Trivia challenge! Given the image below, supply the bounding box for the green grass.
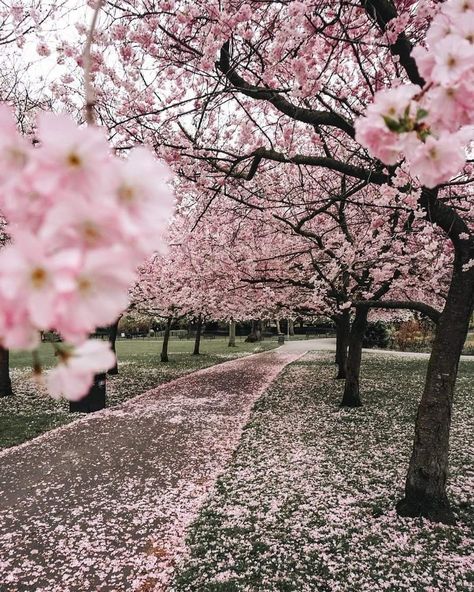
[171,353,474,592]
[0,338,279,449]
[9,336,278,369]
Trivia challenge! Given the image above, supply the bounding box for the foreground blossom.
[356,0,474,187]
[47,340,116,401]
[0,106,174,400]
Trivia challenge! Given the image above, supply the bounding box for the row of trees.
[0,1,472,524]
[67,0,470,524]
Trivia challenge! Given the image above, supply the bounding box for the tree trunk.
[0,346,13,397]
[193,314,203,355]
[275,319,281,334]
[228,318,236,347]
[340,307,368,408]
[107,318,120,375]
[161,316,172,363]
[397,259,474,524]
[245,319,262,342]
[334,311,350,379]
[70,372,106,413]
[288,318,295,336]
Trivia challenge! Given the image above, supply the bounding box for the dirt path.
[0,343,310,592]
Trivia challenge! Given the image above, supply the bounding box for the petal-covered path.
[0,341,311,592]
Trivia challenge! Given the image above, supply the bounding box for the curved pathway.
[307,337,474,360]
[0,341,311,592]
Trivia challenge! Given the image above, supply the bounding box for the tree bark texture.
[193,314,203,355]
[161,316,173,363]
[340,307,368,408]
[0,346,13,397]
[107,318,120,375]
[228,318,236,347]
[397,259,474,524]
[245,319,262,342]
[334,311,350,379]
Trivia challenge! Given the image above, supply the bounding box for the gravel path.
[0,342,310,592]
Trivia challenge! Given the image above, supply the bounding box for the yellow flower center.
[31,267,47,288]
[81,221,101,245]
[77,276,93,293]
[67,151,82,168]
[8,147,28,168]
[118,184,135,203]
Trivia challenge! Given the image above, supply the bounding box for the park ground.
[0,342,472,591]
[0,337,278,449]
[171,352,474,592]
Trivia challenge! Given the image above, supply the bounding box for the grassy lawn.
[172,353,473,592]
[0,337,278,450]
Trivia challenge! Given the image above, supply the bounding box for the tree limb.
[361,0,425,87]
[354,299,441,323]
[217,41,355,138]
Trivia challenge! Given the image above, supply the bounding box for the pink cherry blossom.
[354,118,403,165]
[0,105,174,400]
[430,36,474,85]
[56,248,135,343]
[365,84,420,121]
[46,340,116,401]
[36,42,51,56]
[0,232,78,330]
[405,134,466,188]
[33,112,111,196]
[0,297,39,351]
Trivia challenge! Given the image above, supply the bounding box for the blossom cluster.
[0,105,174,400]
[355,0,474,188]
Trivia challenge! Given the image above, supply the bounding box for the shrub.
[394,319,426,351]
[362,321,390,349]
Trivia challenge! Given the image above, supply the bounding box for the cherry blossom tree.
[44,0,473,521]
[0,3,175,402]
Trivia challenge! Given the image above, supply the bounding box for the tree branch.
[354,299,441,323]
[249,147,389,184]
[217,41,355,138]
[361,0,425,87]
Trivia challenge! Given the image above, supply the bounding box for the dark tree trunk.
[340,307,368,408]
[228,318,236,347]
[69,373,106,413]
[193,314,203,355]
[0,346,13,397]
[245,319,262,342]
[334,311,350,379]
[397,258,474,524]
[107,318,120,375]
[161,316,172,363]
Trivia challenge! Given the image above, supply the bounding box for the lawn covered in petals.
[172,353,473,592]
[0,338,278,449]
